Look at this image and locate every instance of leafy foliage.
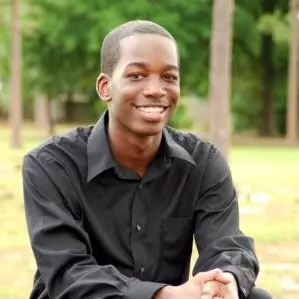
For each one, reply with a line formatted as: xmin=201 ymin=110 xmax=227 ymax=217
xmin=0 ymin=0 xmax=292 ymax=133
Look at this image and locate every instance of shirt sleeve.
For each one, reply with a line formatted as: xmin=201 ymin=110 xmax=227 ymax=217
xmin=22 ymin=153 xmax=166 ymax=299
xmin=192 ymin=146 xmax=259 ymax=299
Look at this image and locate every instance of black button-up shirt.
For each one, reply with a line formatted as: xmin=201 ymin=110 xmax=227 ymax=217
xmin=22 ymin=112 xmax=259 ymax=299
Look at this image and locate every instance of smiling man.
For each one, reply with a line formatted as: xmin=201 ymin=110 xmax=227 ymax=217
xmin=22 ymin=20 xmax=271 ymax=299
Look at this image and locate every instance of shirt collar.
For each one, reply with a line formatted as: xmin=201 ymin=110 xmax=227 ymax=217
xmin=87 ymin=111 xmax=196 ymax=182
xmin=87 ymin=112 xmax=116 ymax=182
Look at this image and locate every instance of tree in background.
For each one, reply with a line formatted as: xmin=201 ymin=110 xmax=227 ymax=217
xmin=209 ymin=0 xmax=234 ymax=158
xmin=259 ymin=0 xmax=277 ymax=136
xmin=0 ymin=2 xmax=10 ymax=114
xmin=232 ymin=0 xmax=289 ymax=136
xmin=287 ymin=0 xmax=299 ymax=142
xmin=10 ymin=0 xmax=22 ymax=148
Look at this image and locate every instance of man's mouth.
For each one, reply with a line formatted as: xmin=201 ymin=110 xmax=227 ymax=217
xmin=135 ymin=106 xmax=168 ymax=114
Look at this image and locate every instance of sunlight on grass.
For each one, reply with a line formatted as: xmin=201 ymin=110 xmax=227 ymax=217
xmin=230 ymin=147 xmax=299 ymax=202
xmin=240 ymin=202 xmax=299 ymax=243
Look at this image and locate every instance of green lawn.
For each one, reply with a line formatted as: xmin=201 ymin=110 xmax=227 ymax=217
xmin=1 ymin=123 xmax=299 ymax=299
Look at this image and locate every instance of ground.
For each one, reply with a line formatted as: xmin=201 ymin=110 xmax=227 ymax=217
xmin=0 ymin=122 xmax=299 ymax=299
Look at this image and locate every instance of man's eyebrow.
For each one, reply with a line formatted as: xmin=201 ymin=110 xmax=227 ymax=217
xmin=164 ymin=64 xmax=179 ymax=71
xmin=125 ymin=62 xmax=179 ymax=71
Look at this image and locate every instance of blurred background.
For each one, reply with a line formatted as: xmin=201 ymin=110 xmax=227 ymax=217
xmin=0 ymin=0 xmax=299 ymax=298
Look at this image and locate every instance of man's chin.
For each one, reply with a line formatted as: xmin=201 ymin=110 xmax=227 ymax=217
xmin=132 ymin=124 xmax=165 ymax=138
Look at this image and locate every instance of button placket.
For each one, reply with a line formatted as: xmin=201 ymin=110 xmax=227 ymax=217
xmin=131 ymin=181 xmax=147 ymax=276
xmin=135 ymin=183 xmax=143 ymax=232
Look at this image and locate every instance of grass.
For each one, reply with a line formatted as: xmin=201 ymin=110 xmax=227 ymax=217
xmin=1 ymin=122 xmax=299 ymax=299
xmin=230 ymin=147 xmax=299 ymax=201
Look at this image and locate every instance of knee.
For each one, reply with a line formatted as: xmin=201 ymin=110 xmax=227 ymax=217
xmin=247 ymin=287 xmax=273 ymax=299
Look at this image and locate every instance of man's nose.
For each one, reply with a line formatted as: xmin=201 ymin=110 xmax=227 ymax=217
xmin=143 ymin=77 xmax=166 ymax=98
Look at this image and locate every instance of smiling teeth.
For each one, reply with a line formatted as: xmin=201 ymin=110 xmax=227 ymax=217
xmin=138 ymin=106 xmax=164 ymax=113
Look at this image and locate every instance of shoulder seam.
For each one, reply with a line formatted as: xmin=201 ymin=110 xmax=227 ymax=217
xmin=166 ymin=127 xmax=200 ymax=156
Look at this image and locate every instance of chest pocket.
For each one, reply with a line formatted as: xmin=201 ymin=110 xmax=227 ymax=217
xmin=162 ymin=217 xmax=194 ymax=264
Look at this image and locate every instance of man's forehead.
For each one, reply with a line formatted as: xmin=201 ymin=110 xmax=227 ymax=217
xmin=118 ymin=34 xmax=178 ymax=64
xmin=121 ymin=34 xmax=176 ymax=50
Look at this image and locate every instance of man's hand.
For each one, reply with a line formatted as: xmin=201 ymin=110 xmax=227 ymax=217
xmin=154 ymin=269 xmax=232 ymax=299
xmin=200 ymin=272 xmax=239 ymax=299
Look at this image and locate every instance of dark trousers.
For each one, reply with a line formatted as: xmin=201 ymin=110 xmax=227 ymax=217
xmin=247 ymin=288 xmax=272 ymax=299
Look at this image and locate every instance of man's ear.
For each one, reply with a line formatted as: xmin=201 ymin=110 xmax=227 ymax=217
xmin=96 ymin=73 xmax=111 ymax=102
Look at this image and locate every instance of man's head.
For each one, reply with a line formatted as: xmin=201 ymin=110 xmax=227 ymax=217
xmin=100 ymin=20 xmax=177 ymax=76
xmin=96 ymin=20 xmax=180 ymax=137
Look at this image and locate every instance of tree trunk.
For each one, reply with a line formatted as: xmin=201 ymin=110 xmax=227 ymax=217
xmin=34 ymin=94 xmax=54 ymax=137
xmin=287 ymin=0 xmax=299 ymax=142
xmin=209 ymin=0 xmax=234 ymax=159
xmin=259 ymin=0 xmax=277 ymax=136
xmin=10 ymin=0 xmax=22 ymax=148
xmin=44 ymin=95 xmax=54 ymax=136
xmin=65 ymin=91 xmax=74 ymax=122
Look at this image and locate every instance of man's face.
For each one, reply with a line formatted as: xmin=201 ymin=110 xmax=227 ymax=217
xmin=107 ymin=34 xmax=180 ymax=137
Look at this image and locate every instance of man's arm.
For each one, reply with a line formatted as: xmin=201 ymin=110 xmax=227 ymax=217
xmin=22 ymin=153 xmax=166 ymax=299
xmin=192 ymin=146 xmax=259 ymax=298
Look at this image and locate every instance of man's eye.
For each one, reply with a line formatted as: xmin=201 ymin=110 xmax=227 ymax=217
xmin=163 ymin=74 xmax=178 ymax=81
xmin=129 ymin=73 xmax=145 ymax=80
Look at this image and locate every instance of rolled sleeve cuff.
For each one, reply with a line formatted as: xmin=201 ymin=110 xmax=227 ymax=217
xmin=126 ymin=281 xmax=167 ymax=299
xmin=222 ymin=266 xmax=256 ymax=299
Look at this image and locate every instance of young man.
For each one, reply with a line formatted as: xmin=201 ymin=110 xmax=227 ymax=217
xmin=22 ymin=20 xmax=271 ymax=299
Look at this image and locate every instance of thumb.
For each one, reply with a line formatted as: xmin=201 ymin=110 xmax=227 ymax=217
xmin=214 ymin=270 xmax=233 ymax=284
xmin=193 ymin=269 xmax=232 ymax=285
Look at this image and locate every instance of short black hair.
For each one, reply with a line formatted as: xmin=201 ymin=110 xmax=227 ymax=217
xmin=100 ymin=20 xmax=176 ymax=76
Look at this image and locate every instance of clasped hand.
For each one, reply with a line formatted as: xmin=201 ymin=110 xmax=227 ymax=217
xmin=155 ymin=268 xmax=239 ymax=299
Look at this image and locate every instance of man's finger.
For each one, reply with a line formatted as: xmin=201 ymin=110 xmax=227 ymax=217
xmin=200 ymin=282 xmax=214 ymax=299
xmin=214 ymin=271 xmax=233 ymax=284
xmin=193 ymin=269 xmax=231 ymax=284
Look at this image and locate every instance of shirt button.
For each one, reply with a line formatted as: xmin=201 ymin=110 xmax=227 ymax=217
xmin=139 ymin=184 xmax=142 ymax=189
xmin=136 ymin=224 xmax=142 ymax=231
xmin=140 ymin=267 xmax=145 ymax=274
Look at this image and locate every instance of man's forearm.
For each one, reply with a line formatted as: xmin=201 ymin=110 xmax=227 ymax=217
xmin=154 ymin=286 xmax=176 ymax=299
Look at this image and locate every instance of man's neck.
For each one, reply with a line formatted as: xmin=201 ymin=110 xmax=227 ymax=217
xmin=107 ymin=122 xmax=162 ymax=177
